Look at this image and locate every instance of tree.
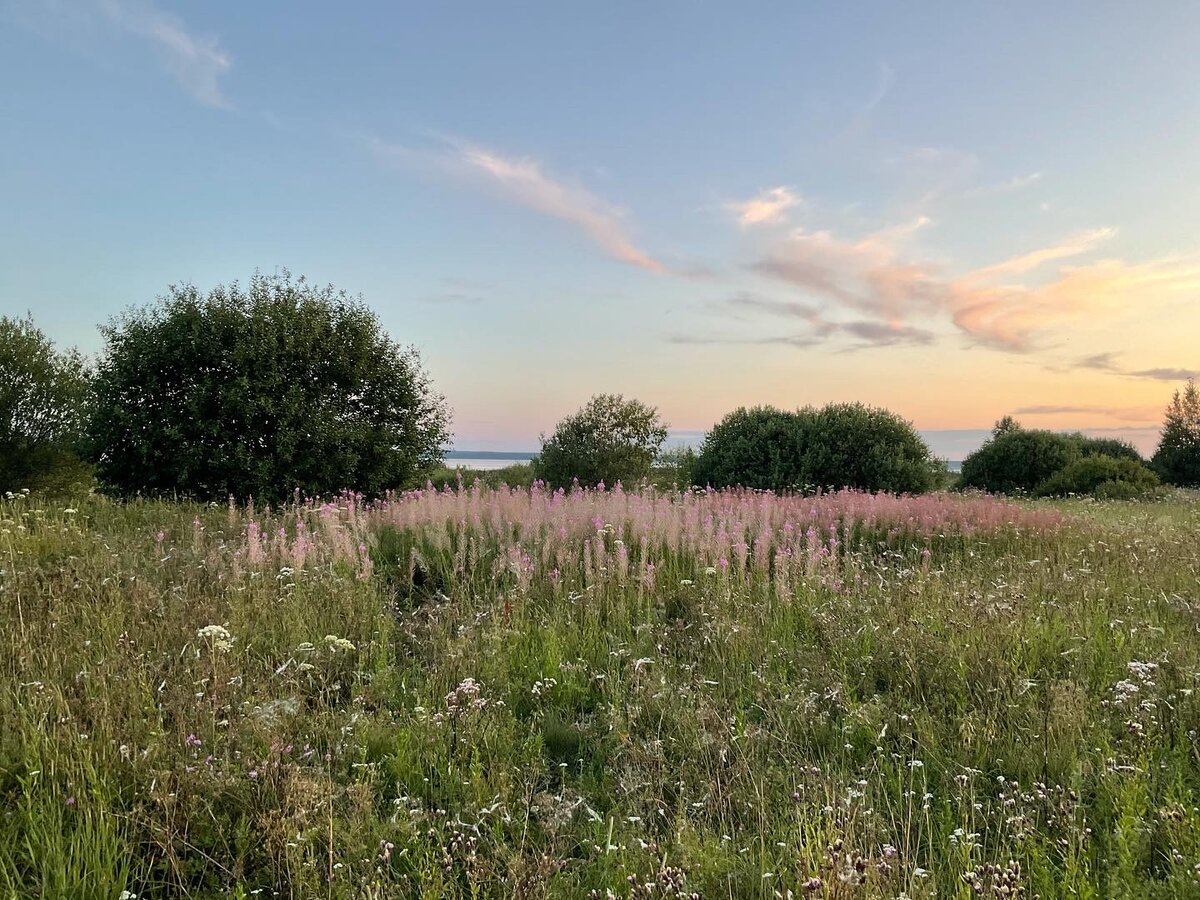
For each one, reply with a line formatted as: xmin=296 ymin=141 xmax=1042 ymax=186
xmin=0 ymin=315 xmax=92 ymax=493
xmin=1152 ymin=379 xmax=1200 ymax=487
xmin=693 ymin=403 xmax=937 ymax=494
xmin=959 ymin=423 xmax=1080 ymax=495
xmin=534 ymin=394 xmax=667 ymax=489
xmin=88 ymin=273 xmax=451 ymax=502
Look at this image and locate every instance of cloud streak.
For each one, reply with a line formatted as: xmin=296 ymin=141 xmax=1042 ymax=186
xmin=749 ymin=217 xmax=1200 ymax=351
xmin=97 ymin=0 xmax=231 ymax=108
xmin=726 ymin=186 xmax=801 ymax=228
xmin=367 ymin=134 xmax=665 ymax=273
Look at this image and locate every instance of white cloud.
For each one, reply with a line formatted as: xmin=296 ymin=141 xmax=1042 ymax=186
xmin=97 ymin=0 xmax=231 ymax=108
xmin=726 ymin=186 xmax=801 ymax=228
xmin=367 ymin=135 xmax=665 ymax=273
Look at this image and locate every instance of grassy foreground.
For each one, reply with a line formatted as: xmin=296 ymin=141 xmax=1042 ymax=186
xmin=1 ymin=487 xmax=1199 ymax=899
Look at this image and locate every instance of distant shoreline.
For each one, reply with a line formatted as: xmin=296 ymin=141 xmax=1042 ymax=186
xmin=445 ymin=450 xmax=537 ymax=461
xmin=445 ymin=450 xmax=962 ymax=472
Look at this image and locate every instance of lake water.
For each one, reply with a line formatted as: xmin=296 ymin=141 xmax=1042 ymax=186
xmin=444 ymin=455 xmax=963 ymax=473
xmin=444 ymin=456 xmax=533 ymax=471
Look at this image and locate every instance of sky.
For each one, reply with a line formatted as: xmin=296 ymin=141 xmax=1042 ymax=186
xmin=2 ymin=1 xmax=1198 ymax=456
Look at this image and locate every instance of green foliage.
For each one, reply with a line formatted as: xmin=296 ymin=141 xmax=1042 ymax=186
xmin=691 ymin=406 xmax=805 ymax=491
xmin=424 ymin=462 xmax=536 ymax=491
xmin=0 ymin=315 xmax=93 ymax=494
xmin=1152 ymin=379 xmax=1200 ymax=487
xmin=960 ymin=422 xmax=1082 ymax=494
xmin=534 ymin=394 xmax=667 ymax=489
xmin=693 ymin=403 xmax=936 ymax=493
xmin=1035 ymin=454 xmax=1160 ymax=498
xmin=87 ymin=272 xmax=450 ymax=502
xmin=964 ymin=419 xmax=1154 ymax=496
xmin=648 ymin=445 xmax=698 ymax=490
xmin=1074 ymin=434 xmax=1143 ymax=463
xmin=4 ymin=490 xmax=1200 ymax=896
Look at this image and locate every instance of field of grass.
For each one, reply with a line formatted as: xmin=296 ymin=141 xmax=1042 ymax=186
xmin=2 ymin=486 xmax=1199 ymax=898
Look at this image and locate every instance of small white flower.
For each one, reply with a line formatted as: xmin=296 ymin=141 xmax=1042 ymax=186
xmin=324 ymin=635 xmax=356 ymax=653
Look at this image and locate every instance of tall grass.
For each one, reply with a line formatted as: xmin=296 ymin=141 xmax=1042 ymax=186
xmin=1 ymin=488 xmax=1198 ymax=897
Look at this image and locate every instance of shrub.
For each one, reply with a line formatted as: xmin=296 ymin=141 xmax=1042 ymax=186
xmin=959 ymin=424 xmax=1081 ymax=494
xmin=0 ymin=315 xmax=93 ymax=493
xmin=692 ymin=406 xmax=811 ymax=491
xmin=424 ymin=463 xmax=536 ymax=491
xmin=802 ymin=403 xmax=937 ymax=494
xmin=694 ymin=403 xmax=936 ymax=494
xmin=651 ymin=446 xmax=698 ymax=490
xmin=1073 ymin=435 xmax=1143 ymax=463
xmin=88 ymin=273 xmax=450 ymax=502
xmin=1035 ymin=455 xmax=1160 ymax=498
xmin=534 ymin=394 xmax=667 ymax=489
xmin=1151 ymin=379 xmax=1200 ymax=487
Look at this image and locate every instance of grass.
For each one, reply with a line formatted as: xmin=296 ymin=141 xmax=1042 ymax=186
xmin=1 ymin=486 xmax=1199 ymax=898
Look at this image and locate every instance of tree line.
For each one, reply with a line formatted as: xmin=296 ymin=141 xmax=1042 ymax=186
xmin=3 ymin=272 xmax=1199 ymax=500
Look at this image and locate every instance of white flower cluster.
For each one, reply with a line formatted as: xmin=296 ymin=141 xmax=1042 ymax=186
xmin=324 ymin=634 xmax=356 ymax=653
xmin=196 ymin=624 xmax=235 ymax=653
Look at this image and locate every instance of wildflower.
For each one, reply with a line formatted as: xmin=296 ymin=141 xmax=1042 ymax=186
xmin=324 ymin=635 xmax=356 ymax=653
xmin=196 ymin=624 xmax=235 ymax=653
xmin=679 ymin=579 xmax=693 ymax=586
xmin=704 ymin=566 xmax=717 ymax=576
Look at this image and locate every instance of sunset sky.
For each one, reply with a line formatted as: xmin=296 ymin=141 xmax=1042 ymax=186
xmin=2 ymin=2 xmax=1198 ymax=455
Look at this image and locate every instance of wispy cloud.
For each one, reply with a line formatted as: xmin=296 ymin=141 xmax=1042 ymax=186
xmin=726 ymin=186 xmax=801 ymax=228
xmin=669 ymin=293 xmax=934 ymax=351
xmin=962 ymin=172 xmax=1043 ymax=199
xmin=839 ymin=61 xmax=895 ymax=140
xmin=1127 ymin=366 xmax=1199 ymax=381
xmin=749 ymin=216 xmax=1200 ymax=352
xmin=750 ymin=217 xmax=941 ymax=322
xmin=1076 ymin=352 xmax=1120 ymax=371
xmin=97 ymin=0 xmax=231 ymax=108
xmin=367 ymin=134 xmax=665 ymax=273
xmin=968 ymin=227 xmax=1116 ymax=279
xmin=951 ymin=255 xmax=1200 ymax=350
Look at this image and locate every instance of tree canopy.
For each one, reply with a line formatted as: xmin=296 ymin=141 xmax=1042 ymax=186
xmin=88 ymin=273 xmax=450 ymax=502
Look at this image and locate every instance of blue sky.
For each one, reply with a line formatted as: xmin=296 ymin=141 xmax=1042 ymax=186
xmin=2 ymin=1 xmax=1198 ymax=453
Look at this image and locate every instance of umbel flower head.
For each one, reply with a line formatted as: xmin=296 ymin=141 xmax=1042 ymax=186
xmin=197 ymin=624 xmax=235 ymax=653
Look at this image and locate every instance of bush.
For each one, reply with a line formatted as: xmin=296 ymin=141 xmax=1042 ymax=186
xmin=802 ymin=403 xmax=938 ymax=494
xmin=0 ymin=315 xmax=93 ymax=493
xmin=424 ymin=462 xmax=536 ymax=491
xmin=959 ymin=425 xmax=1081 ymax=494
xmin=534 ymin=395 xmax=667 ymax=490
xmin=1035 ymin=455 xmax=1160 ymax=498
xmin=692 ymin=406 xmax=811 ymax=491
xmin=694 ymin=403 xmax=936 ymax=494
xmin=1152 ymin=379 xmax=1200 ymax=487
xmin=88 ymin=273 xmax=450 ymax=502
xmin=1073 ymin=435 xmax=1143 ymax=463
xmin=649 ymin=446 xmax=698 ymax=491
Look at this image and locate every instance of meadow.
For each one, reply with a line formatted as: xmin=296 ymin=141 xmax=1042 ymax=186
xmin=2 ymin=485 xmax=1199 ymax=899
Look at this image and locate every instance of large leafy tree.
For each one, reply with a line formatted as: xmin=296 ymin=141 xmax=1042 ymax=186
xmin=1152 ymin=379 xmax=1200 ymax=487
xmin=0 ymin=315 xmax=92 ymax=493
xmin=535 ymin=394 xmax=667 ymax=489
xmin=88 ymin=273 xmax=451 ymax=502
